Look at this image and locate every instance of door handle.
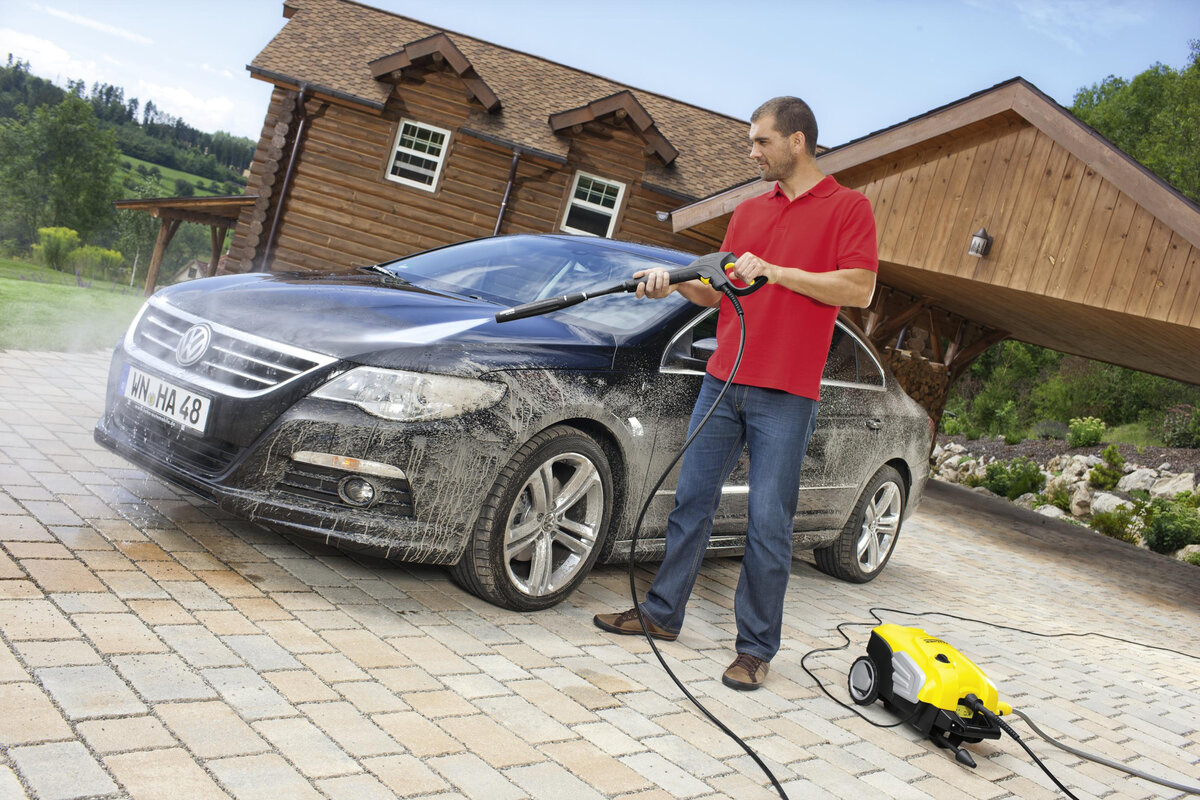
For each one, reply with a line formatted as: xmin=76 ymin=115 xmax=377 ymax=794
xmin=866 ymin=418 xmax=883 ymax=430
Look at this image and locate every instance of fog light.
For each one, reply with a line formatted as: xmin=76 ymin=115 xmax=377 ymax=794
xmin=338 ymin=476 xmax=377 ymax=508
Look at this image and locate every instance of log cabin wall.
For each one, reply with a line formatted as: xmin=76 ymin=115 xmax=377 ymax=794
xmin=228 ymin=68 xmax=726 ymax=273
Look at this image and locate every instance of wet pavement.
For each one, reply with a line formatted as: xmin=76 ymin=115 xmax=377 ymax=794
xmin=0 ymin=348 xmax=1197 ymax=800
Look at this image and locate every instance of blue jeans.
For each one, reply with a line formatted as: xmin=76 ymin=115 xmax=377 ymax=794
xmin=641 ymin=373 xmax=818 ymax=662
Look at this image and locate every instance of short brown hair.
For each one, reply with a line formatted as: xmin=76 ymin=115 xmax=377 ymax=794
xmin=752 ymin=97 xmax=818 ymax=156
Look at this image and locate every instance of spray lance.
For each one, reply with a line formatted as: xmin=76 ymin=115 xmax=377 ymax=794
xmin=495 ymin=251 xmax=765 ymax=322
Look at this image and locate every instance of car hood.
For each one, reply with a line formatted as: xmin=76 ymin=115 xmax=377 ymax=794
xmin=155 ymin=272 xmax=617 ymax=374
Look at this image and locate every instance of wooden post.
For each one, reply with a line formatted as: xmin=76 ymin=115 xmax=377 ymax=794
xmin=208 ymin=225 xmax=228 ymax=277
xmin=143 ymin=218 xmax=181 ymax=297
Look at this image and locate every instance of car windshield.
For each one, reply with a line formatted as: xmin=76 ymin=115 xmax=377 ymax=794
xmin=376 ymin=236 xmax=692 ymax=333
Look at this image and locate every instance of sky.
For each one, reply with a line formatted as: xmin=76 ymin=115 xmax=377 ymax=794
xmin=0 ymin=0 xmax=1197 ymax=148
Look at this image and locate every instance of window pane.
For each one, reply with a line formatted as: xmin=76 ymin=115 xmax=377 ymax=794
xmin=565 ymin=204 xmax=612 ymax=237
xmin=823 ymin=325 xmax=859 ymax=383
xmin=574 ymin=176 xmax=620 ymax=209
xmin=392 ymin=152 xmax=438 ymax=185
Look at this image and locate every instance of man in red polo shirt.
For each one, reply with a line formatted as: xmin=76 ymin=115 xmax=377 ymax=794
xmin=595 ymin=96 xmax=878 ymax=690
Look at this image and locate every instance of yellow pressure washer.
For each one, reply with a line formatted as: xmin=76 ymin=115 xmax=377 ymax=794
xmin=848 ymin=624 xmax=1012 ymax=768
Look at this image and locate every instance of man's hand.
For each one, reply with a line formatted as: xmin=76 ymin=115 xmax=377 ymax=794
xmin=731 ymin=252 xmax=778 ymax=285
xmin=632 ymin=268 xmax=674 ymax=299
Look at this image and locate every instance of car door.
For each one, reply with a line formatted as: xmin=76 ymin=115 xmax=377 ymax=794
xmin=640 ymin=311 xmax=886 ymax=546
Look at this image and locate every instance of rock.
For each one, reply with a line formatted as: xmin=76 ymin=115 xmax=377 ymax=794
xmin=1036 ymin=505 xmax=1068 ymax=519
xmin=1046 ymin=474 xmax=1068 ymax=495
xmin=1150 ymin=472 xmax=1195 ymax=499
xmin=945 ymin=443 xmax=966 ymax=456
xmin=1180 ymin=544 xmax=1200 ymax=562
xmin=1047 ymin=455 xmax=1065 ymax=472
xmin=931 ymin=444 xmax=943 ymax=462
xmin=1117 ymin=468 xmax=1158 ymax=493
xmin=1014 ymin=493 xmax=1039 ymax=510
xmin=1069 ymin=485 xmax=1092 ymax=517
xmin=1091 ymin=492 xmax=1131 ymax=515
xmin=1061 ymin=455 xmax=1091 ymax=483
xmin=1159 ymin=463 xmax=1172 ymax=472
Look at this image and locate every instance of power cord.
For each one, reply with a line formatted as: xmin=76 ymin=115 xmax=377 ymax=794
xmin=804 ymin=606 xmax=1200 ymax=797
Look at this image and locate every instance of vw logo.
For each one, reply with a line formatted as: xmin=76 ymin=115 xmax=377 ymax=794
xmin=176 ymin=324 xmax=212 ymax=367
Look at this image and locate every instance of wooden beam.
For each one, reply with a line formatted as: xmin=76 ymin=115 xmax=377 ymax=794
xmin=949 ymin=329 xmax=1009 ymax=381
xmin=144 ymin=218 xmax=181 ymax=297
xmin=208 ymin=226 xmax=228 ymax=278
xmin=869 ymin=296 xmax=935 ymax=346
xmin=926 ymin=309 xmax=944 ymax=363
xmin=943 ymin=318 xmax=968 ymax=366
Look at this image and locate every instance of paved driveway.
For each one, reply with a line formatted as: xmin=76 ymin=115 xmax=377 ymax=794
xmin=1 ymin=349 xmax=1197 ymax=800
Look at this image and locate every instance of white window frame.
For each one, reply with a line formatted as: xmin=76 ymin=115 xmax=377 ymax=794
xmin=386 ymin=119 xmax=451 ymax=192
xmin=560 ymin=171 xmax=626 ymax=238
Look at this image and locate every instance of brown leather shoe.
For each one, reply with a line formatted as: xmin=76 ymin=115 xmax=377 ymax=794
xmin=722 ymin=653 xmax=769 ymax=690
xmin=593 ymin=608 xmax=678 ymax=641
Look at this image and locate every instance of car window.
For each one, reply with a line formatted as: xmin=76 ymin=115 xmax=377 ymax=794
xmin=823 ymin=322 xmax=885 ymax=388
xmin=377 ymin=236 xmax=690 ymax=334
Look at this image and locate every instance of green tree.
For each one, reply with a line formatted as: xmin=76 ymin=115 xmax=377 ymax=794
xmin=1072 ymin=40 xmax=1200 ymax=202
xmin=0 ymin=93 xmax=120 ymax=244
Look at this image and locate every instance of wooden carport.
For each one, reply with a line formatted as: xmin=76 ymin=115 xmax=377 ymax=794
xmin=669 ymin=78 xmax=1200 ymax=421
xmin=113 ymin=195 xmax=256 ymax=296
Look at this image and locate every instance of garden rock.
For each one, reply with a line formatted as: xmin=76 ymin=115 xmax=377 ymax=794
xmin=1070 ymin=485 xmax=1092 ymax=517
xmin=1091 ymin=492 xmax=1131 ymax=515
xmin=1181 ymin=544 xmax=1200 ymax=562
xmin=1014 ymin=493 xmax=1039 ymax=510
xmin=1150 ymin=472 xmax=1195 ymax=499
xmin=1036 ymin=505 xmax=1068 ymax=519
xmin=1117 ymin=468 xmax=1158 ymax=493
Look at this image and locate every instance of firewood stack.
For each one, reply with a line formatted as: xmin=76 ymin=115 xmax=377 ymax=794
xmin=881 ymin=347 xmax=951 ymax=424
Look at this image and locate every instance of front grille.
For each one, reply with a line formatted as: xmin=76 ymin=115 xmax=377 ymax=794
xmin=276 ymin=463 xmax=414 ymax=517
xmin=129 ymin=301 xmax=334 ymax=397
xmin=113 ymin=407 xmax=242 ymax=478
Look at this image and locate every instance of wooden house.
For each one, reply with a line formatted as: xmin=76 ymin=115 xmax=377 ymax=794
xmin=226 ymin=0 xmax=755 ymax=274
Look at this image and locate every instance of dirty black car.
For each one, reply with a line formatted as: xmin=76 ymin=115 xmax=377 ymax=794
xmin=95 ymin=234 xmax=931 ymax=611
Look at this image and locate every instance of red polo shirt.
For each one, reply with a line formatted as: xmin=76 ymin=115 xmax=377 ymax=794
xmin=707 ymin=175 xmax=877 ymax=400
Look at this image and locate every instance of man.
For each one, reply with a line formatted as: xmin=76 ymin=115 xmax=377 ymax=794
xmin=594 ymin=96 xmax=878 ymax=690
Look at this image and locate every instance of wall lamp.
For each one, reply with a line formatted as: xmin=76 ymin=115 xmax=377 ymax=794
xmin=655 ymin=211 xmax=670 ymax=222
xmin=968 ymin=227 xmax=993 ymax=258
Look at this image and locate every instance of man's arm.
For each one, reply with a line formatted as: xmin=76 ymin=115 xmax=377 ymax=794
xmin=631 ymin=269 xmax=722 ymax=307
xmin=731 ymin=252 xmax=876 ymax=308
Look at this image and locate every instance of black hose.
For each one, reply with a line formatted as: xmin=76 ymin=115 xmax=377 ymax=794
xmin=624 ymin=287 xmax=789 ymax=800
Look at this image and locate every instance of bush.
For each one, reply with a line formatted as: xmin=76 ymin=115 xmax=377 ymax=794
xmin=1161 ymin=405 xmax=1200 ymax=448
xmin=31 ymin=227 xmax=80 ymax=271
xmin=1090 ymin=508 xmax=1139 ymax=544
xmin=1032 ymin=420 xmax=1069 ymax=440
xmin=1184 ymin=551 xmax=1200 ymax=567
xmin=1041 ymin=483 xmax=1071 ymax=512
xmin=1068 ymin=416 xmax=1106 ymax=447
xmin=983 ymin=457 xmax=1046 ymax=501
xmin=1140 ymin=498 xmax=1200 ymax=554
xmin=1088 ymin=444 xmax=1125 ymax=490
xmin=72 ymin=245 xmax=125 ymax=281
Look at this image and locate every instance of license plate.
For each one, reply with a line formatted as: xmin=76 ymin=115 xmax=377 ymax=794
xmin=121 ymin=365 xmax=211 ymax=434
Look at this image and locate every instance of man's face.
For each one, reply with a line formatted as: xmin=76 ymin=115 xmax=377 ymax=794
xmin=748 ymin=114 xmax=800 ymax=182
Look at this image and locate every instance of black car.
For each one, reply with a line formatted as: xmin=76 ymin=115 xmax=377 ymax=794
xmin=95 ymin=234 xmax=931 ymax=610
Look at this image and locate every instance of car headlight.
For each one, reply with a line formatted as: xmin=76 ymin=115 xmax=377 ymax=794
xmin=312 ymin=367 xmax=505 ymax=421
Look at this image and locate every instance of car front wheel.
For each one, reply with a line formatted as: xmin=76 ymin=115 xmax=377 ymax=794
xmin=814 ymin=464 xmax=905 ymax=582
xmin=451 ymin=426 xmax=613 ymax=610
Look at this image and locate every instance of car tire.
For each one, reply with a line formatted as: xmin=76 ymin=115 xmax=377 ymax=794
xmin=451 ymin=426 xmax=613 ymax=611
xmin=814 ymin=464 xmax=905 ymax=583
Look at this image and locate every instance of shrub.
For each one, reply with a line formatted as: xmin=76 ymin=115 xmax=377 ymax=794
xmin=1184 ymin=551 xmax=1200 ymax=567
xmin=1161 ymin=405 xmax=1200 ymax=448
xmin=941 ymin=414 xmax=963 ymax=436
xmin=1032 ymin=420 xmax=1069 ymax=440
xmin=1140 ymin=498 xmax=1200 ymax=554
xmin=1068 ymin=416 xmax=1106 ymax=447
xmin=1088 ymin=444 xmax=1125 ymax=490
xmin=72 ymin=245 xmax=125 ymax=281
xmin=31 ymin=227 xmax=80 ymax=271
xmin=983 ymin=457 xmax=1046 ymax=501
xmin=1042 ymin=483 xmax=1071 ymax=512
xmin=1090 ymin=508 xmax=1139 ymax=544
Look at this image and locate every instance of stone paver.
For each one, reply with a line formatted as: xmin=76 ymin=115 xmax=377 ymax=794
xmin=0 ymin=349 xmax=1197 ymax=799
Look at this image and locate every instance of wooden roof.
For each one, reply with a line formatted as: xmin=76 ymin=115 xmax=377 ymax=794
xmin=670 ymin=79 xmax=1200 ymax=386
xmin=250 ymin=0 xmax=756 ymax=200
xmin=113 ymin=195 xmax=256 ymax=228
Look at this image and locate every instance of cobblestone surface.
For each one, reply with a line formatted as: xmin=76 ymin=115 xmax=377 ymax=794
xmin=1 ymin=349 xmax=1198 ymax=799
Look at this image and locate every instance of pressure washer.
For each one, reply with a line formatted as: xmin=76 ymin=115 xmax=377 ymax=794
xmin=497 ymin=254 xmax=1200 ymax=800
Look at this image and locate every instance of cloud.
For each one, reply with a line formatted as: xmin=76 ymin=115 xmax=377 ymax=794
xmin=201 ymin=63 xmax=236 ymax=80
xmin=32 ymin=4 xmax=153 ymax=45
xmin=136 ymin=78 xmax=239 ymax=134
xmin=1009 ymin=0 xmax=1146 ymax=53
xmin=0 ymin=28 xmax=98 ymax=81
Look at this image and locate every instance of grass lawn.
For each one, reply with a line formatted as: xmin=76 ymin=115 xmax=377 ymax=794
xmin=117 ymin=154 xmax=233 ymax=198
xmin=0 ymin=258 xmax=144 ymax=352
